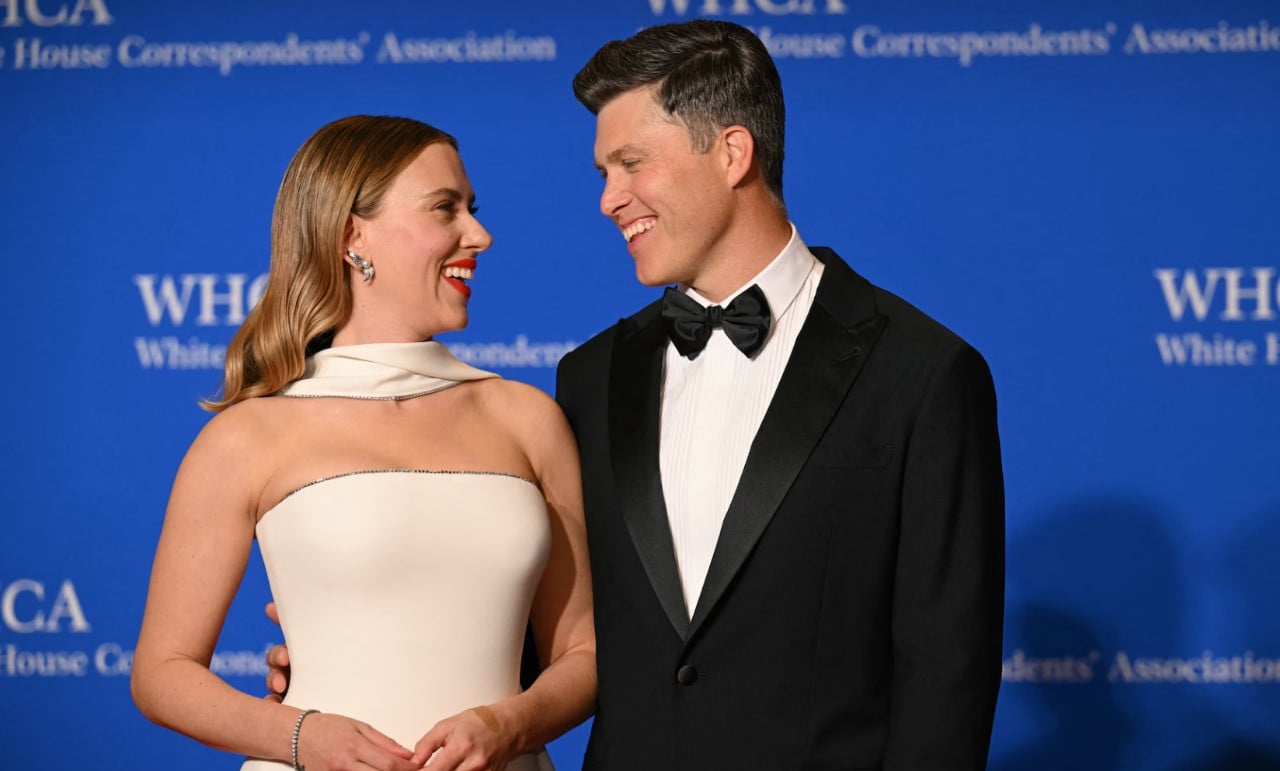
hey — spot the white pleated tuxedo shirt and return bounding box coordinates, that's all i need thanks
[659,225,825,617]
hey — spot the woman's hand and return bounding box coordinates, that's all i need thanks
[295,712,421,771]
[412,706,516,771]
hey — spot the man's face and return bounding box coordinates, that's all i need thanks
[593,85,734,289]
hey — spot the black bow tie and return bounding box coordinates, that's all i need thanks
[660,284,772,360]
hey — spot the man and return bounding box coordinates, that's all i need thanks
[554,19,1004,770]
[271,19,1004,769]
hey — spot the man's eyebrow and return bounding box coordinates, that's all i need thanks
[595,144,648,170]
[608,145,647,163]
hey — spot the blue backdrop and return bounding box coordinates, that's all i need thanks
[2,1,1278,768]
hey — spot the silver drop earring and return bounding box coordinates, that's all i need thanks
[346,250,375,283]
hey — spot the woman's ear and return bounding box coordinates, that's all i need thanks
[345,214,367,254]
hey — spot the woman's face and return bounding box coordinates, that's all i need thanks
[348,142,492,338]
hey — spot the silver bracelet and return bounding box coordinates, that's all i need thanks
[291,709,320,770]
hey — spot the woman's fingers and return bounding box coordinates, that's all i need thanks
[355,721,416,760]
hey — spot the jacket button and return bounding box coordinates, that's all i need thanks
[676,664,698,685]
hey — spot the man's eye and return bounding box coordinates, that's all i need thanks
[622,159,640,170]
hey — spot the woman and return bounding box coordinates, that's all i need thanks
[131,115,595,771]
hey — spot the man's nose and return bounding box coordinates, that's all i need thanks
[600,174,630,218]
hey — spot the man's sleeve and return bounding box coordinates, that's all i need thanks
[885,342,1005,770]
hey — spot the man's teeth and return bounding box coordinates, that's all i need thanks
[623,219,655,242]
[442,266,474,281]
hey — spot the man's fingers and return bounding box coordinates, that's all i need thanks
[267,644,290,668]
[262,643,288,699]
[264,601,280,625]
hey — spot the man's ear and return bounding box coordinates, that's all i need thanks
[721,125,756,188]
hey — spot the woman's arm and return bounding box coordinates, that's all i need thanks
[413,383,597,769]
[131,406,419,770]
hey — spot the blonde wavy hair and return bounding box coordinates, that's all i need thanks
[205,115,457,411]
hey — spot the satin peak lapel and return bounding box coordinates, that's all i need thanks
[687,251,887,639]
[608,310,690,639]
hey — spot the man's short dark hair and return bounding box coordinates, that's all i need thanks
[573,20,786,203]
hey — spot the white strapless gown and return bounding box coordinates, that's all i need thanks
[240,342,555,770]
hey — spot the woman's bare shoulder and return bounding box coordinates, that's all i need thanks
[470,378,565,428]
[202,393,292,437]
[469,378,576,470]
[182,394,304,471]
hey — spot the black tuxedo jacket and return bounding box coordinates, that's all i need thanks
[555,248,1004,771]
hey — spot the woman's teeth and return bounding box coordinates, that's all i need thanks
[442,266,474,281]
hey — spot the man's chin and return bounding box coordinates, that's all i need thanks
[633,262,681,288]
